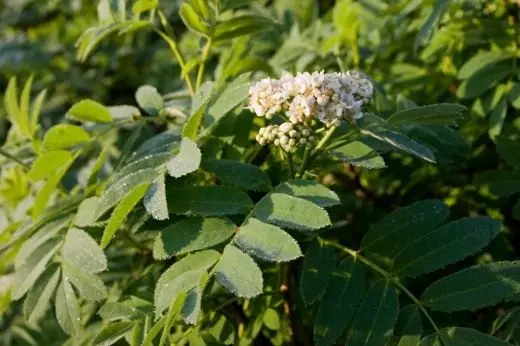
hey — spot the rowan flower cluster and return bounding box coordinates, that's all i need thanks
[249,71,373,152]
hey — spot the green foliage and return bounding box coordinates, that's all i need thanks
[1,0,520,345]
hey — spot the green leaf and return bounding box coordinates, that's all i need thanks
[19,75,33,136]
[179,2,211,36]
[220,0,253,10]
[32,163,73,219]
[413,0,449,53]
[135,85,164,116]
[509,83,520,109]
[160,293,187,345]
[419,327,510,346]
[101,183,150,249]
[456,64,511,99]
[23,265,61,323]
[474,171,520,197]
[153,217,236,259]
[214,15,276,42]
[4,77,21,128]
[109,105,141,121]
[300,240,337,304]
[28,150,73,181]
[63,262,107,301]
[94,321,135,346]
[15,215,70,268]
[167,138,201,178]
[458,51,514,79]
[234,218,301,262]
[422,261,520,312]
[182,274,206,325]
[109,153,171,185]
[42,124,91,151]
[206,73,250,128]
[98,299,150,321]
[332,141,386,169]
[12,239,61,300]
[273,180,340,208]
[55,278,81,335]
[253,193,331,231]
[154,250,220,313]
[392,305,422,346]
[30,89,47,135]
[75,197,100,228]
[387,103,467,125]
[95,168,162,220]
[393,216,500,277]
[489,98,507,140]
[168,186,253,216]
[203,159,272,192]
[362,129,436,163]
[129,131,179,161]
[67,99,112,123]
[63,228,108,274]
[144,175,169,220]
[345,280,399,346]
[183,82,214,140]
[361,199,449,256]
[496,136,520,168]
[314,258,365,346]
[215,245,263,298]
[132,0,158,14]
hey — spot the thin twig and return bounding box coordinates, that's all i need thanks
[196,38,212,90]
[0,148,29,169]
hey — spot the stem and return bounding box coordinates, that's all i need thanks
[154,29,195,96]
[296,147,310,178]
[312,125,337,157]
[196,38,212,90]
[321,239,440,333]
[0,148,29,169]
[287,152,295,178]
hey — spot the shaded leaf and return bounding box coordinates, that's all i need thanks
[206,73,250,128]
[314,258,365,346]
[144,175,169,220]
[203,159,272,192]
[422,261,520,312]
[419,327,510,346]
[474,171,520,197]
[94,321,135,346]
[392,305,422,346]
[135,85,163,116]
[387,103,467,125]
[183,82,214,139]
[63,262,107,301]
[496,136,520,168]
[300,240,337,304]
[458,51,513,79]
[167,137,201,178]
[23,265,61,323]
[456,64,511,99]
[332,141,386,169]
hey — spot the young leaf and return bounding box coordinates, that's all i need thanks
[62,262,107,301]
[362,129,436,163]
[332,141,386,169]
[144,175,169,220]
[253,193,331,231]
[101,183,150,249]
[214,245,263,298]
[273,180,340,207]
[153,217,236,259]
[42,124,91,151]
[387,103,467,126]
[234,218,302,262]
[30,89,47,135]
[67,99,112,123]
[213,15,276,42]
[422,261,520,312]
[167,137,201,178]
[11,239,61,300]
[300,240,337,304]
[28,150,73,181]
[4,77,21,129]
[392,305,422,346]
[63,228,107,274]
[419,327,510,346]
[393,216,500,277]
[154,250,220,313]
[23,265,61,323]
[168,186,253,216]
[182,82,214,140]
[345,280,399,346]
[93,321,135,346]
[135,85,163,116]
[314,258,365,346]
[55,278,81,335]
[32,163,73,219]
[203,159,272,192]
[179,2,211,36]
[361,199,449,256]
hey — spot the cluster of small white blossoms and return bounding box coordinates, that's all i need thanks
[249,71,373,152]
